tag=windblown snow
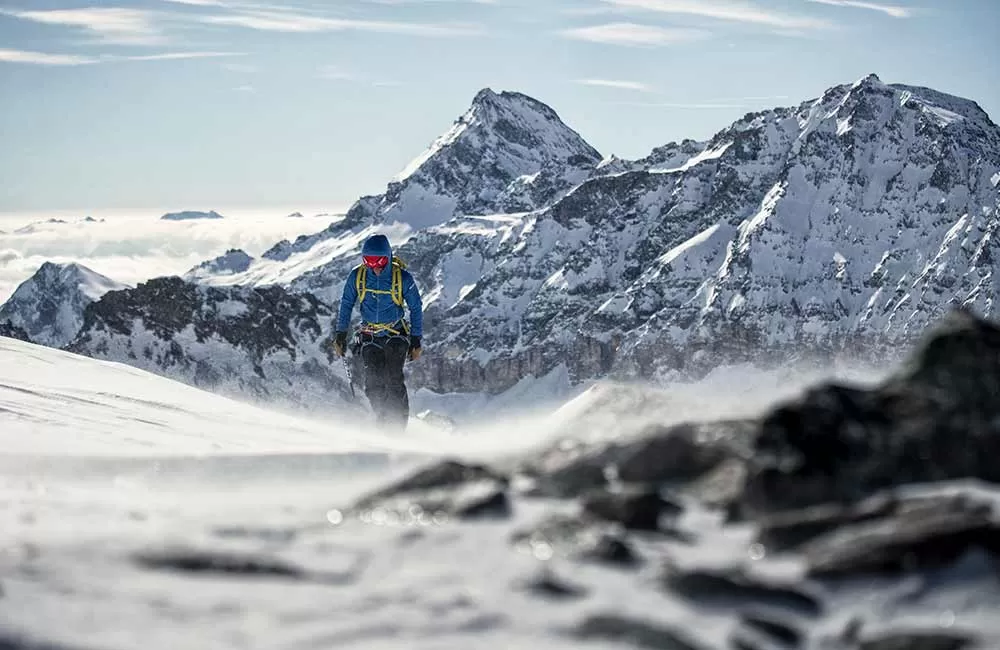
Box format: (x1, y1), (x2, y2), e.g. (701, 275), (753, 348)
(3, 332), (999, 650)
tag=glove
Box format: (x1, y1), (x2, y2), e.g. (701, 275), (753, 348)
(408, 335), (422, 361)
(333, 331), (347, 357)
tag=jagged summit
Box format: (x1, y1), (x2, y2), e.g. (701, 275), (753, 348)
(389, 86), (602, 196)
(0, 261), (127, 348)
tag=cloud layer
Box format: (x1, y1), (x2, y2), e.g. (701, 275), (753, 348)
(0, 211), (336, 303)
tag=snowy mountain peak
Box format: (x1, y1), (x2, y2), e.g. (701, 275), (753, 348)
(392, 86), (602, 188)
(0, 261), (128, 348)
(161, 210), (225, 221)
(186, 249), (254, 281)
(853, 72), (884, 89)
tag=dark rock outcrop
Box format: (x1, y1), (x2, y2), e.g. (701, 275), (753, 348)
(743, 309), (1000, 516)
(349, 459), (511, 521)
(0, 321), (31, 342)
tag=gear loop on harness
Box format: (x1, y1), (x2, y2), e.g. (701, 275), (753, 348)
(353, 319), (410, 351)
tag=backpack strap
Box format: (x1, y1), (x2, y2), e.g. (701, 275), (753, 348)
(355, 259), (405, 307)
(391, 259), (403, 306)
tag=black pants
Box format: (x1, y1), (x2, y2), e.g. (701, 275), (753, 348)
(360, 336), (410, 430)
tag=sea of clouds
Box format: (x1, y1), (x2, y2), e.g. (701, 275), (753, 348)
(0, 207), (342, 302)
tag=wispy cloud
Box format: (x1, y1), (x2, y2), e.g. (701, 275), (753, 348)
(602, 0), (834, 30)
(0, 49), (97, 66)
(234, 84), (255, 92)
(2, 8), (166, 46)
(806, 0), (912, 18)
(561, 22), (709, 46)
(118, 51), (244, 61)
(576, 79), (654, 92)
(0, 48), (244, 66)
(197, 9), (481, 36)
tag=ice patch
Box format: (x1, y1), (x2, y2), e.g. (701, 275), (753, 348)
(659, 223), (722, 266)
(650, 141), (732, 174)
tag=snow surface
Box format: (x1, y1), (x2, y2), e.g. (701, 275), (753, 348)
(3, 335), (998, 649)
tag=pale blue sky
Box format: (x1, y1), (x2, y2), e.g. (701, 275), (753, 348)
(1, 0), (997, 214)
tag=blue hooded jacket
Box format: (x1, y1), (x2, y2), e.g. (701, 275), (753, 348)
(337, 234), (423, 337)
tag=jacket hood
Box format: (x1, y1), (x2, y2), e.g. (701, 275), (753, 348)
(361, 234), (392, 259)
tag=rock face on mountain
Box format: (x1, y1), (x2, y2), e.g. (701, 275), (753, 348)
(67, 277), (352, 412)
(186, 249), (254, 281)
(0, 320), (31, 342)
(0, 262), (128, 348)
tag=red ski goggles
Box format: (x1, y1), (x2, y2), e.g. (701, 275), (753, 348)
(363, 255), (389, 270)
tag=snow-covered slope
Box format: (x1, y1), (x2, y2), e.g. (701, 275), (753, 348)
(0, 262), (128, 348)
(67, 276), (353, 413)
(0, 337), (383, 457)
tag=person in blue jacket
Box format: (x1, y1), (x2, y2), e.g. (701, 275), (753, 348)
(333, 234), (423, 430)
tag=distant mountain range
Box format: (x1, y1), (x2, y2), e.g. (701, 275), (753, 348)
(3, 73), (998, 404)
(161, 210), (225, 221)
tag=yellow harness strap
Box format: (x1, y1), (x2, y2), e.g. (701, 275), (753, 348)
(356, 261), (404, 306)
(355, 261), (407, 337)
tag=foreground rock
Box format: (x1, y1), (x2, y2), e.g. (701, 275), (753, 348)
(521, 419), (756, 499)
(349, 459), (511, 521)
(570, 614), (709, 650)
(661, 562), (823, 617)
(859, 630), (976, 650)
(744, 309), (1000, 515)
(802, 492), (1000, 578)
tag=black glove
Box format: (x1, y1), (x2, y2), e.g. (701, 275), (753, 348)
(409, 335), (422, 361)
(333, 331), (347, 357)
